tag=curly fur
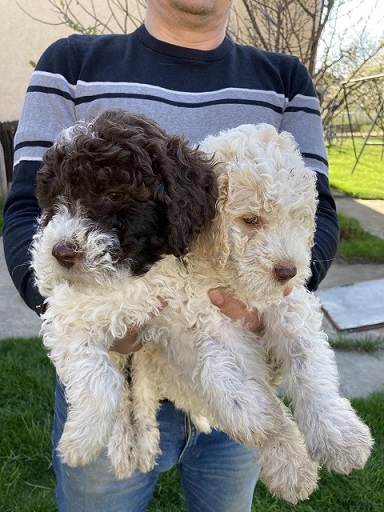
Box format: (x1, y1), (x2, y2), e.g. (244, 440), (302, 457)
(31, 109), (217, 468)
(32, 118), (373, 505)
(117, 124), (373, 503)
(34, 109), (218, 292)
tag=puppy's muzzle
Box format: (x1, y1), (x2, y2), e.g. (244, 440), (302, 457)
(52, 241), (81, 269)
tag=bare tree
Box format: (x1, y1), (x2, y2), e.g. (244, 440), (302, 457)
(17, 0), (146, 35)
(19, 0), (383, 133)
(320, 40), (384, 142)
(228, 0), (334, 77)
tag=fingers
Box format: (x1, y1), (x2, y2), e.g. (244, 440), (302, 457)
(111, 296), (168, 354)
(156, 296), (168, 309)
(209, 288), (263, 333)
(111, 328), (143, 354)
(283, 286), (293, 296)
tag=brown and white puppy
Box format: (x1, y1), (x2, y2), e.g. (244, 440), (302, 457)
(31, 109), (218, 469)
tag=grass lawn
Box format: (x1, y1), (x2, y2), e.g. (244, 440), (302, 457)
(1, 337), (383, 512)
(0, 338), (56, 512)
(327, 138), (384, 199)
(330, 333), (384, 353)
(337, 213), (384, 264)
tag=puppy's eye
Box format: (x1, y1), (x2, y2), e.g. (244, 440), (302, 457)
(242, 216), (259, 225)
(107, 192), (125, 202)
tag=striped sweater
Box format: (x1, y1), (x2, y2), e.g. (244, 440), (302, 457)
(3, 24), (339, 312)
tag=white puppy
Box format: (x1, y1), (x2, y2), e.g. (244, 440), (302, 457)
(118, 123), (373, 503)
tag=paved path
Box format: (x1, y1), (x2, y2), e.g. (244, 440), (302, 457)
(335, 350), (384, 399)
(0, 239), (41, 338)
(333, 189), (384, 240)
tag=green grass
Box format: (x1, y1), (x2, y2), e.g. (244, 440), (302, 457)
(1, 337), (383, 512)
(336, 212), (384, 264)
(0, 338), (56, 512)
(329, 334), (384, 353)
(328, 138), (384, 199)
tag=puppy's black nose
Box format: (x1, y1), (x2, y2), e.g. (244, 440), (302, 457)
(52, 241), (79, 268)
(274, 264), (297, 282)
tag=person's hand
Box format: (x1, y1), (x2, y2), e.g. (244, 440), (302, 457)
(208, 288), (263, 333)
(111, 326), (143, 354)
(111, 297), (167, 354)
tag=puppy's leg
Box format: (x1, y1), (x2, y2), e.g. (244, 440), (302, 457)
(129, 345), (163, 474)
(107, 354), (139, 479)
(265, 290), (373, 474)
(55, 342), (125, 467)
(41, 291), (129, 466)
(42, 272), (165, 470)
(256, 408), (319, 504)
(191, 326), (319, 503)
(108, 346), (162, 478)
(189, 414), (212, 434)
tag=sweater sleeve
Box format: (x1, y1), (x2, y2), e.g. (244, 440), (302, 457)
(3, 162), (43, 313)
(308, 172), (339, 291)
(280, 58), (339, 290)
(3, 38), (77, 314)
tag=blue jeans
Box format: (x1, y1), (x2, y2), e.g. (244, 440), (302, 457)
(53, 380), (261, 512)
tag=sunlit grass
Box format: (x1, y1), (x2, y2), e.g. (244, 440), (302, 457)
(337, 213), (384, 264)
(328, 138), (384, 199)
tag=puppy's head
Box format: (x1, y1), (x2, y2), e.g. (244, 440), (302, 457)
(32, 110), (217, 293)
(194, 124), (318, 303)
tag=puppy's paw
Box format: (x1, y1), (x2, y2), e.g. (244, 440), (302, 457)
(257, 434), (319, 504)
(136, 450), (160, 475)
(190, 415), (212, 434)
(58, 434), (102, 467)
(109, 445), (138, 480)
(135, 426), (161, 474)
(58, 415), (116, 467)
(307, 414), (374, 474)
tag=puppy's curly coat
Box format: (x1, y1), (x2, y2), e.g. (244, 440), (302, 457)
(32, 113), (373, 504)
(35, 109), (217, 283)
(31, 108), (217, 470)
(123, 124), (373, 503)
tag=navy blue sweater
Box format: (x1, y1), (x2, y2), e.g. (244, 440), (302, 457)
(3, 25), (339, 313)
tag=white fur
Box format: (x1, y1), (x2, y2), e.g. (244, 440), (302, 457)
(32, 124), (373, 504)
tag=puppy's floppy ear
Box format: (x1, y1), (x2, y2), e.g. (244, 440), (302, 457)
(161, 136), (218, 257)
(192, 171), (230, 270)
(35, 145), (67, 210)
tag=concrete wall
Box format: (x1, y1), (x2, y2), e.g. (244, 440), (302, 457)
(0, 0), (144, 122)
(1, 0), (72, 121)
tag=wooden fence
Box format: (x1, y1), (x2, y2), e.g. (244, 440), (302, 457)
(0, 121), (18, 199)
